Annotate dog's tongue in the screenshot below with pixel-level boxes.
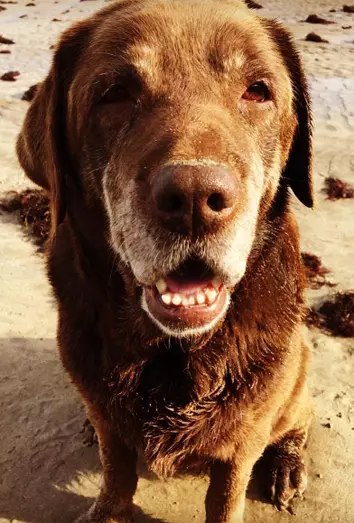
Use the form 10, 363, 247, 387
165, 274, 213, 294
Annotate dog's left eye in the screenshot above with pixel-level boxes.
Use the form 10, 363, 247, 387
242, 82, 271, 103
100, 84, 133, 104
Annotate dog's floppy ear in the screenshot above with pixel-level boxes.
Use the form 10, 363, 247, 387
16, 1, 136, 237
264, 19, 314, 208
16, 21, 95, 237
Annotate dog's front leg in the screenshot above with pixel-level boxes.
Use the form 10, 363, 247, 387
205, 448, 261, 523
76, 418, 138, 523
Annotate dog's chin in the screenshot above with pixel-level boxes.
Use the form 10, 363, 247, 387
139, 258, 232, 338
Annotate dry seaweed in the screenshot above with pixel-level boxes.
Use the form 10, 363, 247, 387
343, 5, 354, 13
245, 1, 263, 8
0, 49, 10, 54
304, 14, 335, 24
0, 190, 50, 249
305, 32, 329, 43
320, 293, 354, 337
1, 70, 20, 81
301, 252, 336, 289
0, 34, 15, 44
305, 308, 323, 328
306, 293, 354, 337
22, 83, 39, 102
324, 177, 354, 200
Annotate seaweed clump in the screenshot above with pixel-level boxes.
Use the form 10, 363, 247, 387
324, 177, 354, 200
0, 189, 50, 249
22, 83, 39, 101
305, 32, 329, 43
301, 252, 336, 289
304, 14, 335, 24
305, 292, 354, 337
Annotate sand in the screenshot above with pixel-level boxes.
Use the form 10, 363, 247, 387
0, 1, 353, 522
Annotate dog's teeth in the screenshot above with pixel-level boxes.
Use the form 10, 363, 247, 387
161, 293, 172, 305
172, 294, 182, 306
156, 278, 167, 294
196, 293, 206, 305
205, 288, 217, 304
160, 289, 217, 307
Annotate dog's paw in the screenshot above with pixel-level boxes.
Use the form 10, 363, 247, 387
263, 431, 308, 510
80, 418, 98, 447
268, 455, 307, 510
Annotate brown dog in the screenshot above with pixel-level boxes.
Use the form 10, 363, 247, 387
16, 0, 314, 521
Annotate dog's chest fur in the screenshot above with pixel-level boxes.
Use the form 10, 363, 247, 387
105, 340, 246, 476
103, 302, 294, 478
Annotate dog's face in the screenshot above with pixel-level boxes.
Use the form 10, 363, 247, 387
17, 0, 312, 338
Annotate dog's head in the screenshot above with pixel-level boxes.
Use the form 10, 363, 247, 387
17, 0, 312, 338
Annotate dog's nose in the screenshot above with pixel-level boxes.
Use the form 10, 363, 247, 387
151, 164, 238, 235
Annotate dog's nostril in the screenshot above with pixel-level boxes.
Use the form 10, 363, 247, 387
158, 193, 183, 214
207, 192, 228, 212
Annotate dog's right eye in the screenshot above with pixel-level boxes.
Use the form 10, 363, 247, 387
100, 84, 133, 104
242, 81, 271, 103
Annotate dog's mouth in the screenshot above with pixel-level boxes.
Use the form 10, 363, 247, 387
142, 258, 230, 337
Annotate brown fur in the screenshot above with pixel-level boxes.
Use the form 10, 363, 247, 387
16, 1, 314, 522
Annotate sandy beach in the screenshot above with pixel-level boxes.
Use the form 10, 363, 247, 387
0, 1, 353, 522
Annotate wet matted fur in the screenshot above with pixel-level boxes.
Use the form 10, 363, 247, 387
17, 1, 314, 522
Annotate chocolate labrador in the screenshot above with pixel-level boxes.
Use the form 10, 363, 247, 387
16, 0, 314, 521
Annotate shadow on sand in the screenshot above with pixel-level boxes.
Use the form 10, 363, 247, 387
0, 336, 281, 523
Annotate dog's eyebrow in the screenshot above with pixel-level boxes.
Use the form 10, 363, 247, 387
209, 49, 276, 87
128, 43, 159, 83
208, 21, 276, 79
220, 52, 246, 73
